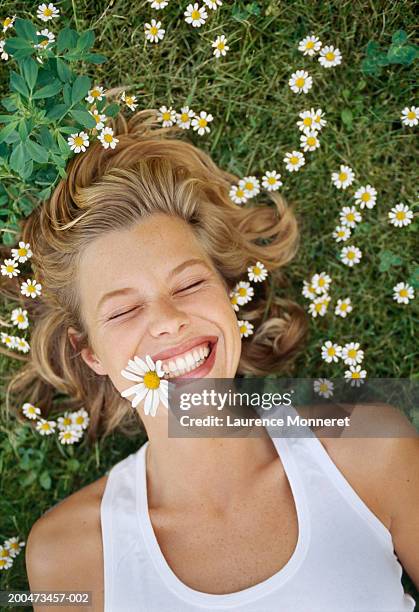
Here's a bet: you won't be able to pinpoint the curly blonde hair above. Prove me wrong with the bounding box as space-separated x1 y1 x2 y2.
0 107 309 445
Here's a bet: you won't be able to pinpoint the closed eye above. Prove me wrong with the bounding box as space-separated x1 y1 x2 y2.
176 280 205 293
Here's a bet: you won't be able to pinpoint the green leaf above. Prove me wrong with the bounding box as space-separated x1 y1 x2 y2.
32 79 63 99
39 125 54 148
14 18 39 43
360 57 381 76
9 142 27 174
71 75 91 104
341 109 353 127
21 57 39 90
46 103 69 120
20 470 37 487
57 27 78 53
27 138 49 163
0 114 16 123
387 44 417 65
58 125 81 134
104 102 120 117
56 131 70 155
2 95 18 112
10 71 30 98
408 267 419 289
378 250 403 273
0 122 18 144
391 29 408 45
56 58 72 82
21 159 33 180
39 470 52 490
76 30 95 51
366 40 381 57
83 52 107 64
2 229 18 246
70 109 97 128
18 118 29 140
4 38 34 52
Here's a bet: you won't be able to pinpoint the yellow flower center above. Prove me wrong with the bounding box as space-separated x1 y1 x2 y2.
326 52 335 61
18 247 27 256
3 17 12 27
361 192 371 201
41 422 51 430
17 314 25 322
340 303 348 310
327 347 335 356
267 176 276 184
75 416 84 424
63 417 72 426
307 136 316 146
338 172 347 181
238 287 247 297
162 112 171 121
1 549 9 558
253 266 261 275
295 77 305 88
338 230 345 236
396 211 406 220
6 265 14 273
319 383 328 392
306 41 314 49
290 156 299 165
218 42 225 50
407 111 416 120
230 294 238 304
348 349 357 359
181 113 188 122
192 10 200 19
94 114 101 123
40 39 49 47
399 289 408 297
245 182 253 190
351 372 360 379
315 303 323 312
74 136 84 146
347 251 355 259
318 278 325 286
126 96 134 105
303 117 312 126
104 133 113 142
347 213 355 222
236 188 245 197
43 7 53 16
150 26 158 35
143 371 161 389
92 89 101 98
28 285 35 293
239 325 247 334
198 118 207 127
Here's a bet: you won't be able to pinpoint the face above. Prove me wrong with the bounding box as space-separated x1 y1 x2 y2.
68 213 242 399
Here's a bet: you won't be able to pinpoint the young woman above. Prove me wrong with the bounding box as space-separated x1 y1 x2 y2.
4 110 417 610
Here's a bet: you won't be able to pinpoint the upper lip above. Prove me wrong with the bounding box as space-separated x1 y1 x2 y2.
151 335 218 364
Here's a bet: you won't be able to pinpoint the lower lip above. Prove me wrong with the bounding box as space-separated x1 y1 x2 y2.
167 339 218 384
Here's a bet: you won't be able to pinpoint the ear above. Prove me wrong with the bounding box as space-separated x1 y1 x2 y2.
67 326 107 376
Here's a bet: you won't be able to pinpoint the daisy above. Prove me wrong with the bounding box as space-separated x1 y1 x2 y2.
311 108 327 130
58 428 83 444
335 297 353 318
230 291 240 312
311 272 332 294
57 412 74 431
300 129 320 152
234 280 254 305
184 3 208 28
120 354 169 417
176 106 195 129
20 278 42 298
1 258 20 278
35 29 55 49
339 206 362 228
340 245 362 267
0 39 9 61
2 15 16 32
341 342 364 366
15 337 30 353
393 282 414 304
98 127 119 150
88 108 106 131
284 151 305 172
302 280 317 300
261 170 282 191
248 261 268 282
344 364 367 386
35 418 57 435
22 402 41 420
238 319 254 338
321 340 342 363
37 3 60 21
144 19 165 43
191 110 213 135
120 91 138 111
67 131 89 154
388 203 413 227
212 34 229 58
72 408 90 430
308 294 330 318
313 378 334 399
332 225 351 242
331 165 355 189
85 86 105 104
157 105 177 127
204 0 222 8
147 0 170 8
241 176 260 198
318 45 342 68
296 110 316 131
3 537 25 558
1 332 17 349
400 106 418 127
298 35 322 57
354 184 377 209
11 241 32 263
0 546 13 570
229 181 248 205
288 70 313 94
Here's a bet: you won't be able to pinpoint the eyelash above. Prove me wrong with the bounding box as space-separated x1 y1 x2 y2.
107 280 205 321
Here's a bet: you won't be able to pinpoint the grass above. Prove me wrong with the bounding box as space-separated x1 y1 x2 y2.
0 0 417 607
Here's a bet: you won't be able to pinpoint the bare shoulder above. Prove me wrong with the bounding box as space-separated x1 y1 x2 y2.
26 474 109 612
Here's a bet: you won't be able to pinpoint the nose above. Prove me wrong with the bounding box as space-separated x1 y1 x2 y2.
147 296 190 338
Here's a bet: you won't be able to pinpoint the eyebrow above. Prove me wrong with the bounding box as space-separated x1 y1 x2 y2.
96 258 212 314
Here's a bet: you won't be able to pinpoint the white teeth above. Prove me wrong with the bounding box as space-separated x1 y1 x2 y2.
169 360 177 372
175 356 186 370
199 347 205 358
193 349 200 361
161 342 213 378
185 353 195 367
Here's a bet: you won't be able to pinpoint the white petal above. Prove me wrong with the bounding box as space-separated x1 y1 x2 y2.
149 390 160 417
145 354 156 370
121 369 143 382
132 386 149 408
121 382 145 398
133 355 148 372
158 384 169 409
144 391 154 416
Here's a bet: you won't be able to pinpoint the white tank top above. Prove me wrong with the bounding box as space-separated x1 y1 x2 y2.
100 404 416 611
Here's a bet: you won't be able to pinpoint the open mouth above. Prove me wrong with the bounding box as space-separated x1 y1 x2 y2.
161 340 216 380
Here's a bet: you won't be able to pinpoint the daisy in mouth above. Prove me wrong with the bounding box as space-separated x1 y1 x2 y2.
120 354 169 417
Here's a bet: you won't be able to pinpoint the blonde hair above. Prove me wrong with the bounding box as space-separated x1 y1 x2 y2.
0 108 308 445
